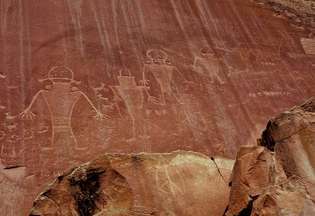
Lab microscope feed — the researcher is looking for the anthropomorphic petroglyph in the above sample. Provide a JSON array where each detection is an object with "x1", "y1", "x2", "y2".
[
  {"x1": 192, "y1": 47, "x2": 224, "y2": 84},
  {"x1": 20, "y1": 66, "x2": 104, "y2": 151},
  {"x1": 142, "y1": 49, "x2": 212, "y2": 146},
  {"x1": 142, "y1": 49, "x2": 185, "y2": 105},
  {"x1": 111, "y1": 69, "x2": 149, "y2": 141}
]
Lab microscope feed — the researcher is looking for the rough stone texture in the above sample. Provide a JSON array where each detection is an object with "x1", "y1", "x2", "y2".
[
  {"x1": 29, "y1": 151, "x2": 233, "y2": 216},
  {"x1": 0, "y1": 0, "x2": 315, "y2": 214},
  {"x1": 0, "y1": 163, "x2": 26, "y2": 215},
  {"x1": 255, "y1": 0, "x2": 315, "y2": 33},
  {"x1": 225, "y1": 98, "x2": 315, "y2": 216}
]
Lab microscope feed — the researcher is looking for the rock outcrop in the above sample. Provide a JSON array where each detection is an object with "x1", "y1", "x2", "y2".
[
  {"x1": 255, "y1": 0, "x2": 315, "y2": 32},
  {"x1": 225, "y1": 98, "x2": 315, "y2": 215},
  {"x1": 29, "y1": 151, "x2": 234, "y2": 216}
]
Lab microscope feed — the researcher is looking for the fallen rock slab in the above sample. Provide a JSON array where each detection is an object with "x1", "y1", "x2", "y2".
[{"x1": 30, "y1": 151, "x2": 234, "y2": 216}]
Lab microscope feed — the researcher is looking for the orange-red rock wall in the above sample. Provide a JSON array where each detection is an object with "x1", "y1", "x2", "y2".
[{"x1": 0, "y1": 0, "x2": 314, "y2": 214}]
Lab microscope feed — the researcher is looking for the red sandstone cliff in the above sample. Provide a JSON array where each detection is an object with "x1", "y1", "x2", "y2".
[
  {"x1": 29, "y1": 98, "x2": 315, "y2": 215},
  {"x1": 0, "y1": 0, "x2": 315, "y2": 214}
]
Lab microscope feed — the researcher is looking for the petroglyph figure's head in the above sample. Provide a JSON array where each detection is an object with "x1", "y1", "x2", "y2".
[
  {"x1": 47, "y1": 66, "x2": 74, "y2": 82},
  {"x1": 117, "y1": 68, "x2": 137, "y2": 87},
  {"x1": 146, "y1": 49, "x2": 170, "y2": 65},
  {"x1": 39, "y1": 66, "x2": 81, "y2": 90},
  {"x1": 199, "y1": 47, "x2": 215, "y2": 58}
]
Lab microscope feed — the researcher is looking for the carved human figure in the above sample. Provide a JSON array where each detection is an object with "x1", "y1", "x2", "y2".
[
  {"x1": 20, "y1": 66, "x2": 103, "y2": 152},
  {"x1": 142, "y1": 49, "x2": 185, "y2": 105},
  {"x1": 142, "y1": 49, "x2": 209, "y2": 145},
  {"x1": 192, "y1": 47, "x2": 224, "y2": 84},
  {"x1": 111, "y1": 69, "x2": 149, "y2": 141}
]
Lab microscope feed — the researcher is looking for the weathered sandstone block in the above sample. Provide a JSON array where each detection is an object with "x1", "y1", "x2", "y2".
[
  {"x1": 225, "y1": 98, "x2": 315, "y2": 215},
  {"x1": 30, "y1": 151, "x2": 234, "y2": 216}
]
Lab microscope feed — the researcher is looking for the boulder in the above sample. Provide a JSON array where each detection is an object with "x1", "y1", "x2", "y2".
[
  {"x1": 30, "y1": 151, "x2": 234, "y2": 216},
  {"x1": 225, "y1": 98, "x2": 315, "y2": 215}
]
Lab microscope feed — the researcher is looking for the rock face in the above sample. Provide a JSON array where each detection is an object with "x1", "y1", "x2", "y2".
[
  {"x1": 29, "y1": 151, "x2": 234, "y2": 216},
  {"x1": 0, "y1": 164, "x2": 26, "y2": 215},
  {"x1": 255, "y1": 0, "x2": 315, "y2": 32},
  {"x1": 0, "y1": 0, "x2": 315, "y2": 214},
  {"x1": 225, "y1": 98, "x2": 315, "y2": 215}
]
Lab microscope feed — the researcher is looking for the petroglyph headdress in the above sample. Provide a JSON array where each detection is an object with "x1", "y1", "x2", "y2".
[
  {"x1": 200, "y1": 47, "x2": 215, "y2": 57},
  {"x1": 146, "y1": 49, "x2": 168, "y2": 59},
  {"x1": 39, "y1": 66, "x2": 80, "y2": 84},
  {"x1": 146, "y1": 49, "x2": 170, "y2": 64}
]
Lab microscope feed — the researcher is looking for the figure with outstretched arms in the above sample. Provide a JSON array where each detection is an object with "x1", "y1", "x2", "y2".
[{"x1": 20, "y1": 66, "x2": 105, "y2": 151}]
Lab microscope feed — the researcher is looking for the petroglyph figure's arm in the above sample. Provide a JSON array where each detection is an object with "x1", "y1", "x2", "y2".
[
  {"x1": 20, "y1": 91, "x2": 44, "y2": 120},
  {"x1": 79, "y1": 92, "x2": 109, "y2": 120}
]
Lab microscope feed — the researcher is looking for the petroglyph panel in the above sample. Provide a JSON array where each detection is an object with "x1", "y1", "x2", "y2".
[{"x1": 0, "y1": 0, "x2": 314, "y2": 215}]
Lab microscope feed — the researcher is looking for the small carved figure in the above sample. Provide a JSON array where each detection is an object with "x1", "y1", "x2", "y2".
[
  {"x1": 142, "y1": 49, "x2": 185, "y2": 105},
  {"x1": 111, "y1": 69, "x2": 149, "y2": 141},
  {"x1": 193, "y1": 47, "x2": 224, "y2": 84}
]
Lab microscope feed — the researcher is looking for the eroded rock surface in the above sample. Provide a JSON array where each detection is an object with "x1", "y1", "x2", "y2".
[
  {"x1": 1, "y1": 0, "x2": 315, "y2": 214},
  {"x1": 0, "y1": 164, "x2": 26, "y2": 215},
  {"x1": 255, "y1": 0, "x2": 315, "y2": 32},
  {"x1": 225, "y1": 98, "x2": 315, "y2": 215},
  {"x1": 30, "y1": 151, "x2": 234, "y2": 216}
]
